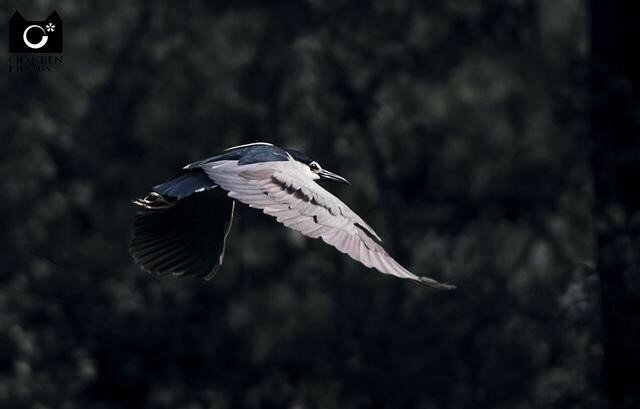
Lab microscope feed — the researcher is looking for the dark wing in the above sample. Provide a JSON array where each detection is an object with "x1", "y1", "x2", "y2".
[
  {"x1": 202, "y1": 161, "x2": 455, "y2": 289},
  {"x1": 130, "y1": 188, "x2": 235, "y2": 280}
]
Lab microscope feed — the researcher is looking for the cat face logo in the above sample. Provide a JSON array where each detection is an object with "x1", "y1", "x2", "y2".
[{"x1": 9, "y1": 11, "x2": 63, "y2": 53}]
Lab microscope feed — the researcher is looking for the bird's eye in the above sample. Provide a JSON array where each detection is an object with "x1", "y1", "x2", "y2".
[{"x1": 309, "y1": 162, "x2": 320, "y2": 171}]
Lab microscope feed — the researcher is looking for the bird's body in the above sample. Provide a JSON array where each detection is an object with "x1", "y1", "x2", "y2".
[{"x1": 130, "y1": 142, "x2": 455, "y2": 290}]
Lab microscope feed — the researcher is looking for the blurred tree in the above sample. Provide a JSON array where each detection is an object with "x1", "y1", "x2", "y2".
[{"x1": 0, "y1": 0, "x2": 619, "y2": 408}]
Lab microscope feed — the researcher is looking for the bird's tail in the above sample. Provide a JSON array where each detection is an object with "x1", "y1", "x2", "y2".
[{"x1": 152, "y1": 169, "x2": 217, "y2": 200}]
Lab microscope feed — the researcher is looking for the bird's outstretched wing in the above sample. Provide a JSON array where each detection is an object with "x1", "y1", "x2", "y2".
[
  {"x1": 202, "y1": 160, "x2": 455, "y2": 289},
  {"x1": 130, "y1": 188, "x2": 235, "y2": 279}
]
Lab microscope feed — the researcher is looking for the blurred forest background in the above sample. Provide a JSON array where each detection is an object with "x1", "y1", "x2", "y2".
[{"x1": 2, "y1": 0, "x2": 639, "y2": 408}]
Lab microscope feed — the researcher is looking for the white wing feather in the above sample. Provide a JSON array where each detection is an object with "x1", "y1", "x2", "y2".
[{"x1": 202, "y1": 160, "x2": 455, "y2": 289}]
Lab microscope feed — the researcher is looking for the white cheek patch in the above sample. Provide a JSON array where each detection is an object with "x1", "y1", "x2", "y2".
[{"x1": 305, "y1": 167, "x2": 318, "y2": 180}]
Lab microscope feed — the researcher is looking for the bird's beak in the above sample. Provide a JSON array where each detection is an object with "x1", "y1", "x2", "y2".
[{"x1": 318, "y1": 169, "x2": 350, "y2": 184}]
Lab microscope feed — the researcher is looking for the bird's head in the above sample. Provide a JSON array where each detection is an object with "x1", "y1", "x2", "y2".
[{"x1": 286, "y1": 149, "x2": 350, "y2": 184}]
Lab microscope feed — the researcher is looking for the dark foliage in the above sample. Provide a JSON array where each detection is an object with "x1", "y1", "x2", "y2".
[{"x1": 2, "y1": 0, "x2": 636, "y2": 408}]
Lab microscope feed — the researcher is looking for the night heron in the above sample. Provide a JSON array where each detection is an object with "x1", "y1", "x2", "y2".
[{"x1": 130, "y1": 142, "x2": 455, "y2": 290}]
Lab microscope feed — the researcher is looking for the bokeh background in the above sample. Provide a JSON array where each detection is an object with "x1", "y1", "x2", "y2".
[{"x1": 2, "y1": 0, "x2": 639, "y2": 408}]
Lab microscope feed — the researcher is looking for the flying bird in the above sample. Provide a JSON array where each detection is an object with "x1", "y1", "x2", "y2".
[{"x1": 130, "y1": 142, "x2": 455, "y2": 290}]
